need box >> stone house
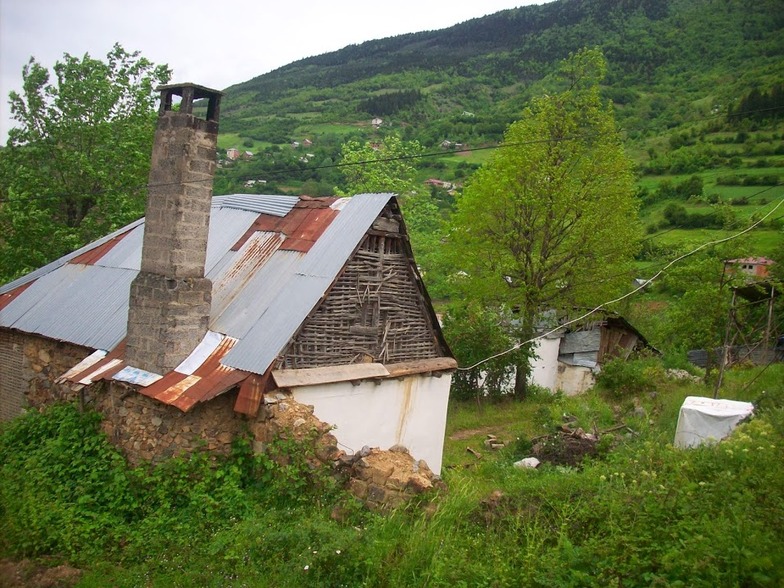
[0,83,455,475]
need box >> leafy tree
[0,43,171,282]
[336,134,448,295]
[448,49,641,399]
[335,134,422,197]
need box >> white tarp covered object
[674,396,754,448]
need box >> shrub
[596,357,664,399]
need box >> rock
[349,478,369,499]
[358,445,372,457]
[151,416,163,427]
[367,484,386,503]
[389,444,409,454]
[513,457,541,469]
[406,474,433,493]
[292,417,306,428]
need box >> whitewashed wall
[292,373,452,474]
[529,336,561,391]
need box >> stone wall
[95,382,245,465]
[0,329,89,421]
[1,337,444,509]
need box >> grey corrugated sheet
[0,218,145,295]
[0,264,136,350]
[559,329,602,355]
[211,249,305,339]
[222,193,392,374]
[96,223,145,270]
[204,208,262,273]
[213,194,299,217]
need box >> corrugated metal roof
[0,264,136,350]
[222,193,392,373]
[213,193,299,217]
[211,249,304,339]
[58,332,248,412]
[4,192,424,411]
[0,219,144,295]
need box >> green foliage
[0,44,171,282]
[0,404,138,560]
[447,49,641,397]
[335,133,422,196]
[596,356,666,400]
[3,365,784,586]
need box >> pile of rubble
[253,396,444,511]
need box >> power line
[456,195,784,372]
[1,105,780,206]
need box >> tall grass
[1,362,783,586]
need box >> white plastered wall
[291,373,452,474]
[529,336,561,392]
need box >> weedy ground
[1,360,782,587]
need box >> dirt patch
[0,559,81,588]
[448,426,498,441]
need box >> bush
[596,357,664,399]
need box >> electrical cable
[1,105,780,205]
[456,194,784,371]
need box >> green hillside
[212,0,783,256]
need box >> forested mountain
[216,0,782,174]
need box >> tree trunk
[514,358,529,401]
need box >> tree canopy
[447,49,641,397]
[0,43,171,282]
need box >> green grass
[2,362,783,586]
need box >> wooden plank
[385,357,458,378]
[273,363,390,388]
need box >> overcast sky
[0,0,550,144]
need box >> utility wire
[456,194,784,372]
[1,105,780,206]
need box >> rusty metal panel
[208,232,285,326]
[204,207,262,274]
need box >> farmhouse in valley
[0,83,455,474]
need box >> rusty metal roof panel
[0,264,136,350]
[204,207,263,273]
[211,249,305,339]
[208,231,285,329]
[222,193,392,374]
[212,194,299,217]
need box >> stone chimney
[125,83,222,374]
